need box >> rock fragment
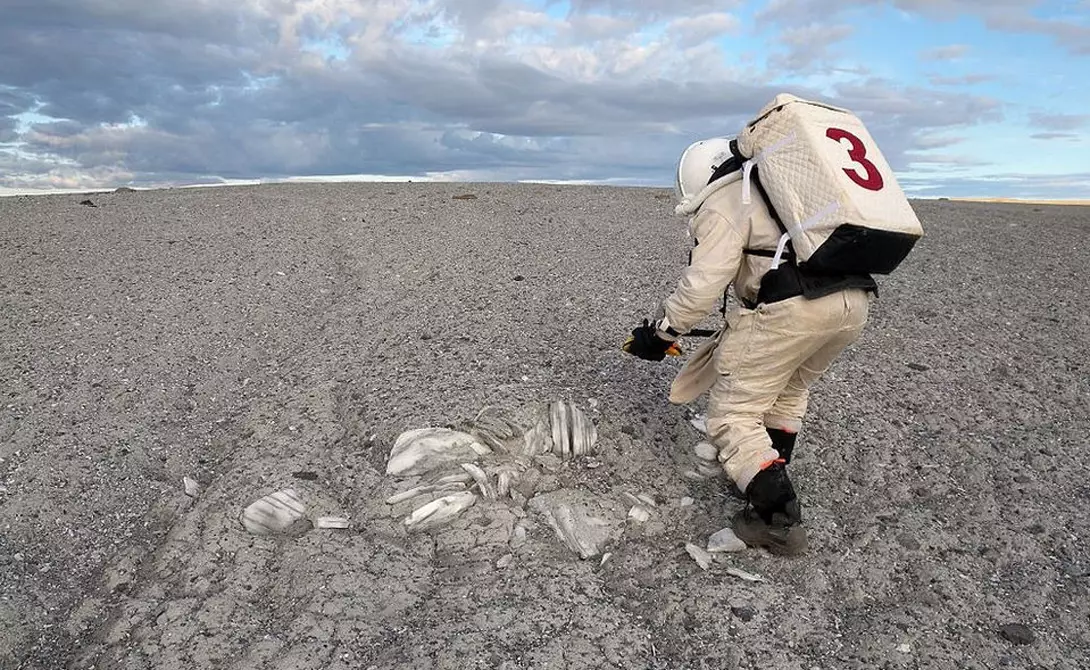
[685,543,713,570]
[183,477,199,498]
[403,492,477,532]
[707,528,747,553]
[386,428,490,476]
[240,489,310,536]
[998,623,1035,645]
[528,490,623,559]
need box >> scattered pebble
[496,554,514,569]
[313,516,350,529]
[291,471,319,481]
[685,543,713,570]
[896,533,921,550]
[183,477,199,497]
[694,441,719,462]
[730,606,756,622]
[724,566,765,583]
[707,528,747,553]
[906,362,930,371]
[998,623,1035,645]
[240,489,310,536]
[895,642,911,653]
[679,497,695,507]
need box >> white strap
[770,200,840,270]
[769,232,792,270]
[741,160,755,206]
[740,132,797,206]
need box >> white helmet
[673,136,739,202]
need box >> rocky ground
[1,183,1087,670]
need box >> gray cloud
[564,0,738,17]
[1029,132,1081,141]
[921,44,969,61]
[0,0,1077,198]
[928,73,994,86]
[769,23,854,72]
[757,0,1089,55]
[1028,112,1089,132]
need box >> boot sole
[731,510,809,556]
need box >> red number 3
[826,127,884,191]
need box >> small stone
[694,441,719,462]
[291,471,319,481]
[628,505,650,523]
[1013,474,1031,484]
[183,477,200,497]
[679,497,695,507]
[621,424,639,438]
[685,543,713,571]
[998,623,1034,645]
[906,362,930,371]
[513,275,525,282]
[897,533,921,550]
[730,606,756,622]
[313,516,350,529]
[496,554,514,569]
[895,643,911,653]
[690,416,708,433]
[707,528,747,553]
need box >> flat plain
[1,183,1087,669]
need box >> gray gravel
[1,183,1088,669]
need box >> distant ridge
[947,197,1090,206]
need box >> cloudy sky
[1,0,1088,198]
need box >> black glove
[622,319,676,361]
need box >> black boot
[731,461,808,556]
[766,427,798,464]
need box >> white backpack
[735,93,923,275]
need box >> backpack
[734,93,923,275]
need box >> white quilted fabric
[738,94,923,262]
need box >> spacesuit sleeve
[658,207,745,335]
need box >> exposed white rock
[694,441,719,462]
[725,566,765,582]
[686,543,713,570]
[461,462,496,501]
[183,476,200,497]
[386,428,490,477]
[528,489,624,560]
[385,482,467,506]
[690,414,708,434]
[403,491,477,532]
[313,516,350,530]
[549,401,598,458]
[240,488,310,536]
[707,527,747,553]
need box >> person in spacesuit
[623,136,877,555]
